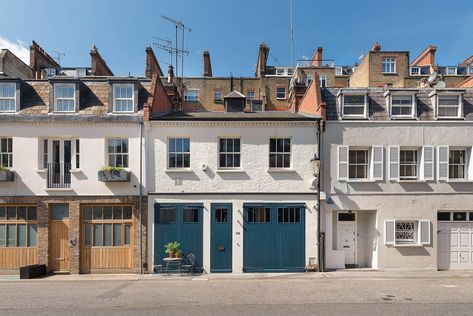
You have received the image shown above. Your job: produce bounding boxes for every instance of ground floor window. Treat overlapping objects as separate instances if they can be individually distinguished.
[395,221,416,245]
[385,219,430,246]
[0,205,37,247]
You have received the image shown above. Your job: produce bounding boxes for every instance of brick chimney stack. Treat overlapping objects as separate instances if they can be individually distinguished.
[168,65,174,83]
[256,42,269,78]
[311,47,323,67]
[29,40,60,79]
[203,49,213,77]
[370,42,382,52]
[145,46,163,79]
[90,45,113,76]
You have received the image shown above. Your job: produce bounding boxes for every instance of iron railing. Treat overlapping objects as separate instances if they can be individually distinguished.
[47,163,71,188]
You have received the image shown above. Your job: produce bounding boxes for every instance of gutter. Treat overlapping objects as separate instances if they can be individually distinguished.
[139,122,143,274]
[316,120,324,272]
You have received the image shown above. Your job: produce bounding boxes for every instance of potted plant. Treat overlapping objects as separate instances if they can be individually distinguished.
[175,249,183,259]
[97,166,130,182]
[0,167,14,182]
[164,241,181,258]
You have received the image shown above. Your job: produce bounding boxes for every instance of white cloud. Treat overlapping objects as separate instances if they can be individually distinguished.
[0,36,29,64]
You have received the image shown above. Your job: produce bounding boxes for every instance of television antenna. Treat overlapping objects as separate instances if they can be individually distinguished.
[153,37,175,67]
[52,51,65,68]
[161,15,191,79]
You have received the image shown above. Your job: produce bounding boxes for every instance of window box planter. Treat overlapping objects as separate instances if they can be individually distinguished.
[98,169,130,182]
[0,169,14,182]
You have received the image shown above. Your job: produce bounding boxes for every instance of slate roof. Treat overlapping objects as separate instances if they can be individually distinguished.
[322,87,473,121]
[152,110,320,121]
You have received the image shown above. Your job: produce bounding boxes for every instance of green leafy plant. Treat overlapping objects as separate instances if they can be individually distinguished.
[175,249,183,258]
[164,241,181,257]
[101,166,124,172]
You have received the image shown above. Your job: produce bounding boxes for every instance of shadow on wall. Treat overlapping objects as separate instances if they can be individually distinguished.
[396,246,430,257]
[399,182,433,192]
[217,171,251,181]
[268,172,302,181]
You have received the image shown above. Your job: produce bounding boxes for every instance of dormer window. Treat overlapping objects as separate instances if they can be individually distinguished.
[410,67,420,76]
[468,66,473,75]
[385,92,417,119]
[340,93,368,119]
[113,84,134,112]
[335,67,343,75]
[0,83,16,112]
[430,91,463,119]
[54,83,76,112]
[446,67,457,75]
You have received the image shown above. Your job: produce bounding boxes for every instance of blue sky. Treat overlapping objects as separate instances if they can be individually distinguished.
[1,0,472,77]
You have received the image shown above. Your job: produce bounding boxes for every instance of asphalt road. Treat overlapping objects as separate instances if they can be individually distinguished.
[2,273,473,315]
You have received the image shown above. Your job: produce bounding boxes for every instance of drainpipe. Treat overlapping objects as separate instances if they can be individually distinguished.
[316,120,323,272]
[139,122,143,274]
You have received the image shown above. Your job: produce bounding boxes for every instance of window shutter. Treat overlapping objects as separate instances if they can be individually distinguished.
[338,145,349,181]
[363,95,369,119]
[384,220,395,245]
[412,95,417,118]
[422,146,434,181]
[469,147,473,181]
[371,146,383,181]
[438,146,449,181]
[388,146,400,181]
[419,220,430,245]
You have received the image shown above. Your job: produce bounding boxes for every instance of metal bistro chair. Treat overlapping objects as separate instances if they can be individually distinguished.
[180,253,195,275]
[153,263,164,274]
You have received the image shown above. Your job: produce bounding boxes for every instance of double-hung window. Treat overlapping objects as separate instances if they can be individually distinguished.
[0,83,16,112]
[0,138,12,168]
[338,146,383,181]
[349,149,369,180]
[468,66,473,75]
[449,149,467,180]
[319,75,327,88]
[246,90,255,101]
[341,94,367,118]
[54,84,75,112]
[269,138,291,169]
[168,138,190,169]
[335,67,343,75]
[410,67,420,76]
[214,90,222,103]
[184,90,198,102]
[388,146,433,181]
[276,87,286,100]
[219,138,241,169]
[107,139,128,168]
[113,84,134,112]
[437,95,462,118]
[400,150,418,180]
[382,58,396,74]
[446,67,457,75]
[391,95,415,118]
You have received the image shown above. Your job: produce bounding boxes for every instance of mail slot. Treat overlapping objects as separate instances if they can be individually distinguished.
[343,246,350,248]
[218,245,225,252]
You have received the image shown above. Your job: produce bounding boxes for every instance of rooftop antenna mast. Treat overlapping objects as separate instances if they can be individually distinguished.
[52,51,65,69]
[289,0,295,67]
[153,37,174,67]
[161,15,191,80]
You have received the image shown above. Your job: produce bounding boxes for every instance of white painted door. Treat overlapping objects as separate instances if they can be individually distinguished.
[438,223,473,270]
[338,222,356,266]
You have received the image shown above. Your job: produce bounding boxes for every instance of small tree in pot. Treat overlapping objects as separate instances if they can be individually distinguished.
[164,241,181,258]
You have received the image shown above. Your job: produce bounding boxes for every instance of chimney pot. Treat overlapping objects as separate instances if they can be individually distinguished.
[168,65,174,83]
[371,42,381,52]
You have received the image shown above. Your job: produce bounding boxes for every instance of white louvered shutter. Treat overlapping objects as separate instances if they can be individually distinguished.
[371,146,384,181]
[438,146,449,181]
[338,146,349,181]
[422,146,434,181]
[469,147,473,181]
[385,220,395,245]
[419,220,431,245]
[388,146,400,181]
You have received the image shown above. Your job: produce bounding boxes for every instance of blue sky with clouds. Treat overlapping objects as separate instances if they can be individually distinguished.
[1,0,472,76]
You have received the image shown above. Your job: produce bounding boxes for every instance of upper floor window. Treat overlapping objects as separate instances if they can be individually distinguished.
[184,89,199,102]
[437,95,462,118]
[307,74,314,86]
[214,90,222,103]
[341,94,367,118]
[276,68,284,76]
[287,68,294,76]
[107,139,128,168]
[113,84,134,112]
[0,138,12,168]
[382,58,396,74]
[0,83,16,112]
[269,138,291,169]
[338,146,383,181]
[246,90,255,101]
[54,84,75,112]
[449,149,467,180]
[168,138,190,169]
[390,95,415,119]
[276,87,286,100]
[319,75,327,88]
[446,67,457,75]
[349,149,369,180]
[468,66,473,75]
[388,146,433,182]
[219,138,241,169]
[400,149,418,180]
[335,67,343,75]
[410,67,420,76]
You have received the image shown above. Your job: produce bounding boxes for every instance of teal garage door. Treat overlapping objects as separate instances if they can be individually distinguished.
[243,203,305,272]
[154,203,203,271]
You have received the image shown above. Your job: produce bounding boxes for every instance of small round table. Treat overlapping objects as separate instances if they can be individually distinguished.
[163,257,183,273]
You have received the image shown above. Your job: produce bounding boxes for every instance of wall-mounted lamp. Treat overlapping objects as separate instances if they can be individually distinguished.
[309,154,321,190]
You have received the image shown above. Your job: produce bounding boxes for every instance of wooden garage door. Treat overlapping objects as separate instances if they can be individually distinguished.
[0,205,38,270]
[80,205,133,273]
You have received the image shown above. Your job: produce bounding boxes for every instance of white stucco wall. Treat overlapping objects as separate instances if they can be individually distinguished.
[322,121,473,270]
[0,121,144,196]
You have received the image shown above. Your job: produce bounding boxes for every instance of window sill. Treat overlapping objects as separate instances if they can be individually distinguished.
[216,169,245,173]
[50,111,77,114]
[35,169,47,173]
[398,180,427,183]
[165,168,193,173]
[340,116,369,120]
[382,73,398,76]
[109,111,135,114]
[70,169,82,174]
[44,187,73,192]
[436,117,464,120]
[392,244,424,247]
[267,168,296,173]
[276,98,287,100]
[390,116,416,120]
[447,179,473,183]
[345,179,377,183]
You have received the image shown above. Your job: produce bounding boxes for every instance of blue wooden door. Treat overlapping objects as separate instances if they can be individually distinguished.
[154,203,203,271]
[243,203,305,272]
[211,203,232,273]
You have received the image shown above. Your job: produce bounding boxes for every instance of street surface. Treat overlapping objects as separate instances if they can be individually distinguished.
[1,271,473,315]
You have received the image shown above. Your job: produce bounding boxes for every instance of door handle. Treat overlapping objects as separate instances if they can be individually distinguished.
[218,245,225,252]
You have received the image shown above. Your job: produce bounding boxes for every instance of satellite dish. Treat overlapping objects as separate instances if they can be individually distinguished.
[434,81,446,88]
[428,71,438,84]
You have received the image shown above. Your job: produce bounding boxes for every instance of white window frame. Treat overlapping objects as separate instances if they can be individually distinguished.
[276,87,286,100]
[168,137,191,169]
[54,83,76,112]
[184,89,199,102]
[389,94,416,119]
[107,138,129,168]
[0,83,16,112]
[446,67,458,75]
[348,148,370,181]
[410,67,420,76]
[218,137,241,169]
[307,75,314,86]
[246,90,255,101]
[382,58,396,74]
[448,148,468,181]
[335,67,343,75]
[0,137,12,168]
[319,75,327,88]
[269,137,291,169]
[385,219,430,246]
[435,93,463,119]
[276,68,285,76]
[113,84,135,113]
[341,93,368,119]
[399,149,419,181]
[468,66,473,75]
